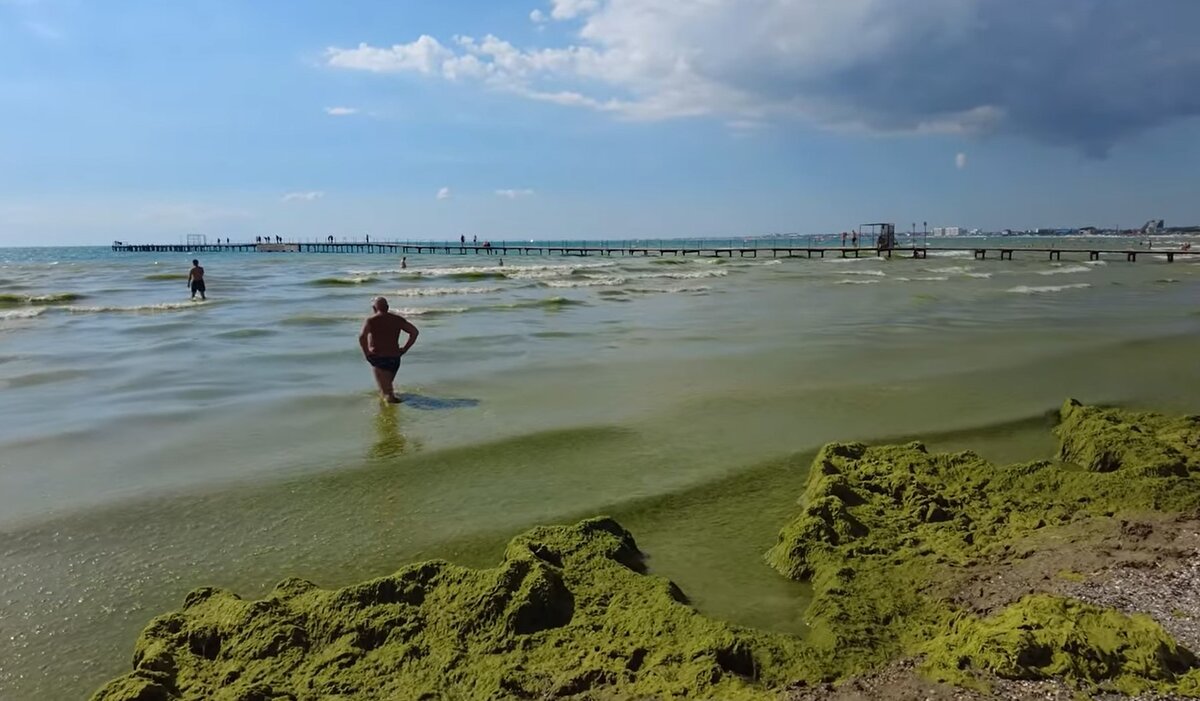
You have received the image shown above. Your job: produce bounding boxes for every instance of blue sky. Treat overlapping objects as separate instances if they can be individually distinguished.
[1,0,1198,245]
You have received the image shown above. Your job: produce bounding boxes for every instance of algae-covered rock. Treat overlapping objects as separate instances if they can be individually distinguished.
[923,595,1200,694]
[1057,398,1200,476]
[767,402,1200,690]
[92,517,811,701]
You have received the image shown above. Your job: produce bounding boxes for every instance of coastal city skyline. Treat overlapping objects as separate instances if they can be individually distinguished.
[2,0,1199,246]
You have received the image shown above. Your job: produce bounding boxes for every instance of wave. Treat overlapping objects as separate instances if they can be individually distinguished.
[896,276,949,282]
[142,273,185,281]
[0,292,87,306]
[494,297,588,311]
[835,279,882,285]
[308,276,376,287]
[392,286,506,297]
[396,307,470,317]
[838,269,887,277]
[1037,265,1091,276]
[649,259,691,266]
[924,266,973,275]
[0,307,46,320]
[626,286,712,295]
[65,301,211,313]
[1084,260,1108,267]
[214,328,278,339]
[927,250,976,259]
[390,262,618,282]
[1007,283,1091,294]
[544,277,626,289]
[965,272,993,279]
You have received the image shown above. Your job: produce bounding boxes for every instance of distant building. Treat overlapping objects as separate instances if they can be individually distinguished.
[931,226,961,237]
[1079,226,1098,236]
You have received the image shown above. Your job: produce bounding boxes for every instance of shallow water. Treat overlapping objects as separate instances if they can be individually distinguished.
[2,240,1200,698]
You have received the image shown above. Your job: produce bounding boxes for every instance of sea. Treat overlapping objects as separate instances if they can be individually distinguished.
[2,236,1200,698]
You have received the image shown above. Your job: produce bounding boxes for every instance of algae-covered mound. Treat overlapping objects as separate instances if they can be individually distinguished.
[924,595,1200,694]
[1058,398,1200,477]
[92,517,810,701]
[767,401,1200,692]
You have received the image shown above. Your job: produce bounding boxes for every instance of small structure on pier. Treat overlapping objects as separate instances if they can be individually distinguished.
[861,223,897,250]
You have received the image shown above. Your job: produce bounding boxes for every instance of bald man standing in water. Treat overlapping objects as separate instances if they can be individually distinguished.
[359,297,419,403]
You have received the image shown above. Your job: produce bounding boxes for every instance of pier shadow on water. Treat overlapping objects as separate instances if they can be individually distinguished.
[397,393,481,411]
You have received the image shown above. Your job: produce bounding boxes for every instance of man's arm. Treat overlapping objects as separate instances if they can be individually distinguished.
[398,317,419,354]
[358,319,372,357]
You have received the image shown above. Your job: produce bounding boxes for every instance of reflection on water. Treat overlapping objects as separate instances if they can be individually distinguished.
[368,404,413,460]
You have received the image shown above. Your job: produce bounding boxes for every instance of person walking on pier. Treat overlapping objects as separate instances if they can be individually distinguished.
[359,297,419,404]
[187,259,206,300]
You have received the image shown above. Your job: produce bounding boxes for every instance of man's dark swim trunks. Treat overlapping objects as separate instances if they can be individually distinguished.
[367,355,402,373]
[190,280,206,293]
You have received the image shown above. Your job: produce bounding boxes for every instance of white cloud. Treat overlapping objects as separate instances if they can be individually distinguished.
[436,187,452,200]
[324,106,359,116]
[955,152,968,170]
[549,0,599,20]
[326,36,452,75]
[282,191,325,202]
[496,189,535,199]
[326,1,1200,153]
[530,9,547,23]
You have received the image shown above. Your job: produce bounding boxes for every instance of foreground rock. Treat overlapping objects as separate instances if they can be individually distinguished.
[92,517,810,701]
[768,399,1200,696]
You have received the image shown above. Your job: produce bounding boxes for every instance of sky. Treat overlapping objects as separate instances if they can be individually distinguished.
[1,0,1198,246]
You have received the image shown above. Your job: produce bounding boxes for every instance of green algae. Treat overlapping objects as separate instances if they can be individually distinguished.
[1057,399,1200,477]
[766,399,1200,692]
[923,595,1200,695]
[92,517,812,701]
[92,401,1200,699]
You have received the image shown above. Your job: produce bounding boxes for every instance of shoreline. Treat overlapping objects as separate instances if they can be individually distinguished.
[91,400,1200,700]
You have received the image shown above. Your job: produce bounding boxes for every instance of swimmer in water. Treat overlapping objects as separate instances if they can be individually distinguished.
[358,297,419,403]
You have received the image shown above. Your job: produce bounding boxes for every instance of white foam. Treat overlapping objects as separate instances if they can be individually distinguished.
[395,307,469,316]
[65,301,211,313]
[838,269,887,277]
[1007,283,1091,294]
[1037,265,1091,276]
[896,276,949,282]
[544,277,626,288]
[926,250,975,259]
[835,279,882,285]
[925,265,974,275]
[965,272,993,279]
[0,308,46,320]
[392,286,505,297]
[1084,260,1108,266]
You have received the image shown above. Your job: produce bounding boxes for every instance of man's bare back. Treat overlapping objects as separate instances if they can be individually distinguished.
[358,297,419,403]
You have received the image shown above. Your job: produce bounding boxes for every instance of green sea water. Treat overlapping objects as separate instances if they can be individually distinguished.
[2,239,1200,698]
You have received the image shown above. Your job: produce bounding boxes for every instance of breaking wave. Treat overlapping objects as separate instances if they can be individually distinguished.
[1007,283,1092,294]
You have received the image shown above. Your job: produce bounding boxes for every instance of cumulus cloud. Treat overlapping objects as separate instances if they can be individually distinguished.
[326,0,1200,153]
[955,152,968,170]
[324,106,358,116]
[282,191,325,202]
[436,187,452,200]
[496,189,535,199]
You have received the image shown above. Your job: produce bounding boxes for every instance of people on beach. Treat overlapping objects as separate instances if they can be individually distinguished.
[401,256,407,269]
[841,232,847,247]
[358,297,419,404]
[187,259,206,300]
[851,231,858,247]
[460,234,465,245]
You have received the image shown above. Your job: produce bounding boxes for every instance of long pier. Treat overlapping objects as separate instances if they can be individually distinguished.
[111,242,1199,262]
